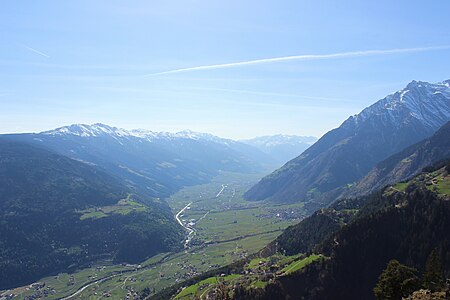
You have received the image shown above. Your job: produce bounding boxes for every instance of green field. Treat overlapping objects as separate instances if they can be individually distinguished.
[388,167,450,197]
[78,195,147,220]
[281,254,323,274]
[173,253,323,299]
[434,174,450,195]
[7,171,307,299]
[393,181,409,192]
[175,274,241,299]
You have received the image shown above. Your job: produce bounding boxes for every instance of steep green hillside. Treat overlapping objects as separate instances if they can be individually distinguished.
[0,140,183,290]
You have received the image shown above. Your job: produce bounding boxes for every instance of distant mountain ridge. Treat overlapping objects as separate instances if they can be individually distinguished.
[6,123,282,199]
[241,134,317,164]
[6,124,314,200]
[42,123,232,143]
[245,79,450,204]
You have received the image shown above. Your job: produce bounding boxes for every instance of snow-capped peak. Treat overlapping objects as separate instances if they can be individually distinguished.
[128,129,158,139]
[346,79,450,130]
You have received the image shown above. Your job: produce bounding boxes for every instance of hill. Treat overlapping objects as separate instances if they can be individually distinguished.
[0,140,183,290]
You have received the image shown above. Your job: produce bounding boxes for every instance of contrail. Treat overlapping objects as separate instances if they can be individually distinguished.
[145,46,450,76]
[21,44,50,58]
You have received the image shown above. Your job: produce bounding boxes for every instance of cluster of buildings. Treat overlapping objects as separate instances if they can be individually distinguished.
[259,207,304,221]
[175,260,201,280]
[22,283,56,300]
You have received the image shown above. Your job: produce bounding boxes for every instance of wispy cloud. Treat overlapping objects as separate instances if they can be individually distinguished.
[20,44,50,58]
[145,46,450,76]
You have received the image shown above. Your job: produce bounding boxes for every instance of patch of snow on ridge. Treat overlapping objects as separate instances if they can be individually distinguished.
[399,90,410,102]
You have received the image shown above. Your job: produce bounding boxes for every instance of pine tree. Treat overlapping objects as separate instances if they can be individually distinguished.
[423,249,445,292]
[373,259,421,300]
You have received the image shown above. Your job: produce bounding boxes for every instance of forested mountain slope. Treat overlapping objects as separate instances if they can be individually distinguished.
[0,140,183,290]
[344,120,450,197]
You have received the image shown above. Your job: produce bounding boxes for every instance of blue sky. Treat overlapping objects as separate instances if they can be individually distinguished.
[1,0,449,139]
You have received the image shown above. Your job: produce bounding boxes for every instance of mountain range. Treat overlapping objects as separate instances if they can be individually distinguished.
[0,126,312,289]
[245,79,450,205]
[5,124,311,200]
[242,134,317,164]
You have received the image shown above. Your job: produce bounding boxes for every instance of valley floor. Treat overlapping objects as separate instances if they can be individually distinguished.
[2,172,306,300]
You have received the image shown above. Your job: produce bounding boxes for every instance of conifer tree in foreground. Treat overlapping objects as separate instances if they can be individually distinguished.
[374,260,421,300]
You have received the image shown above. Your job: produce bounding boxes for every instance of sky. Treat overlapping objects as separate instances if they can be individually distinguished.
[1,0,450,139]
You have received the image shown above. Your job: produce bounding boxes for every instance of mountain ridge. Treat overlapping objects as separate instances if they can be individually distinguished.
[245,79,450,204]
[41,123,234,143]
